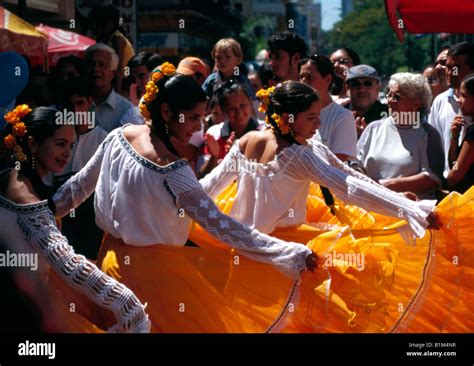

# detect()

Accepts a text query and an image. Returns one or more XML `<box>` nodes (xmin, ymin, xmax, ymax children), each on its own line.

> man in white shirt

<box><xmin>428</xmin><ymin>42</ymin><xmax>474</xmax><ymax>177</ymax></box>
<box><xmin>84</xmin><ymin>43</ymin><xmax>133</xmax><ymax>132</ymax></box>
<box><xmin>300</xmin><ymin>54</ymin><xmax>357</xmax><ymax>161</ymax></box>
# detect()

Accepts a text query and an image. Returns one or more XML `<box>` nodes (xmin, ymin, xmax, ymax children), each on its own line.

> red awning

<box><xmin>29</xmin><ymin>24</ymin><xmax>95</xmax><ymax>66</ymax></box>
<box><xmin>0</xmin><ymin>6</ymin><xmax>48</xmax><ymax>57</ymax></box>
<box><xmin>385</xmin><ymin>0</ymin><xmax>474</xmax><ymax>41</ymax></box>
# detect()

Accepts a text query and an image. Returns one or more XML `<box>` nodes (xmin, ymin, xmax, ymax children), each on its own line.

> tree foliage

<box><xmin>326</xmin><ymin>0</ymin><xmax>432</xmax><ymax>79</ymax></box>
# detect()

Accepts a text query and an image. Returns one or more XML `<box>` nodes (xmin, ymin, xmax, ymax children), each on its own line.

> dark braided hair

<box><xmin>265</xmin><ymin>81</ymin><xmax>319</xmax><ymax>145</ymax></box>
<box><xmin>147</xmin><ymin>73</ymin><xmax>207</xmax><ymax>156</ymax></box>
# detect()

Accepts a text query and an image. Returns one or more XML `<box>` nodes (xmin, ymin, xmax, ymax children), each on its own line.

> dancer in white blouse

<box><xmin>199</xmin><ymin>81</ymin><xmax>439</xmax><ymax>238</ymax></box>
<box><xmin>0</xmin><ymin>105</ymin><xmax>150</xmax><ymax>333</ymax></box>
<box><xmin>51</xmin><ymin>63</ymin><xmax>318</xmax><ymax>332</ymax></box>
<box><xmin>191</xmin><ymin>81</ymin><xmax>474</xmax><ymax>334</ymax></box>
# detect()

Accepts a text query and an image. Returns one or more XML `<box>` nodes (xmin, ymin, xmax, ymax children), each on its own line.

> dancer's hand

<box><xmin>427</xmin><ymin>210</ymin><xmax>442</xmax><ymax>230</ymax></box>
<box><xmin>305</xmin><ymin>252</ymin><xmax>319</xmax><ymax>271</ymax></box>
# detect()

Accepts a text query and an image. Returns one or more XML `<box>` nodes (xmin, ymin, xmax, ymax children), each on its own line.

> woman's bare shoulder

<box><xmin>1</xmin><ymin>170</ymin><xmax>40</xmax><ymax>205</ymax></box>
<box><xmin>239</xmin><ymin>130</ymin><xmax>272</xmax><ymax>152</ymax></box>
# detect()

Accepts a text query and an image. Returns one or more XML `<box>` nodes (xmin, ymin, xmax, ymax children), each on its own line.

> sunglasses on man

<box><xmin>331</xmin><ymin>58</ymin><xmax>351</xmax><ymax>66</ymax></box>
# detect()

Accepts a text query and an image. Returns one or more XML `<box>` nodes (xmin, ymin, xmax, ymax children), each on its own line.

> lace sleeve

<box><xmin>164</xmin><ymin>165</ymin><xmax>312</xmax><ymax>280</ymax></box>
<box><xmin>17</xmin><ymin>205</ymin><xmax>150</xmax><ymax>333</ymax></box>
<box><xmin>53</xmin><ymin>131</ymin><xmax>116</xmax><ymax>218</ymax></box>
<box><xmin>199</xmin><ymin>142</ymin><xmax>239</xmax><ymax>198</ymax></box>
<box><xmin>291</xmin><ymin>146</ymin><xmax>436</xmax><ymax>239</ymax></box>
<box><xmin>312</xmin><ymin>141</ymin><xmax>377</xmax><ymax>185</ymax></box>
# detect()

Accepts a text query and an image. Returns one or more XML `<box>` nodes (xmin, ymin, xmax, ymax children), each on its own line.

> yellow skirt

<box><xmin>184</xmin><ymin>183</ymin><xmax>474</xmax><ymax>333</ymax></box>
<box><xmin>44</xmin><ymin>269</ymin><xmax>105</xmax><ymax>333</ymax></box>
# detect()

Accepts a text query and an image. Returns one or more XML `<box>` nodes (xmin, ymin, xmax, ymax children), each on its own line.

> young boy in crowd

<box><xmin>202</xmin><ymin>38</ymin><xmax>255</xmax><ymax>101</ymax></box>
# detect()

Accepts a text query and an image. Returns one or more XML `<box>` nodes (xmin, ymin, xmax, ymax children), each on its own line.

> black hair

<box><xmin>266</xmin><ymin>81</ymin><xmax>319</xmax><ymax>145</ymax></box>
<box><xmin>55</xmin><ymin>56</ymin><xmax>84</xmax><ymax>78</ymax></box>
<box><xmin>128</xmin><ymin>52</ymin><xmax>152</xmax><ymax>69</ymax></box>
<box><xmin>330</xmin><ymin>76</ymin><xmax>344</xmax><ymax>95</ymax></box>
<box><xmin>88</xmin><ymin>4</ymin><xmax>130</xmax><ymax>39</ymax></box>
<box><xmin>208</xmin><ymin>95</ymin><xmax>220</xmax><ymax>110</ymax></box>
<box><xmin>267</xmin><ymin>32</ymin><xmax>308</xmax><ymax>59</ymax></box>
<box><xmin>126</xmin><ymin>52</ymin><xmax>160</xmax><ymax>70</ymax></box>
<box><xmin>215</xmin><ymin>81</ymin><xmax>252</xmax><ymax>110</ymax></box>
<box><xmin>332</xmin><ymin>47</ymin><xmax>361</xmax><ymax>66</ymax></box>
<box><xmin>463</xmin><ymin>74</ymin><xmax>474</xmax><ymax>95</ymax></box>
<box><xmin>448</xmin><ymin>42</ymin><xmax>474</xmax><ymax>70</ymax></box>
<box><xmin>62</xmin><ymin>78</ymin><xmax>93</xmax><ymax>101</ymax></box>
<box><xmin>257</xmin><ymin>63</ymin><xmax>274</xmax><ymax>88</ymax></box>
<box><xmin>147</xmin><ymin>74</ymin><xmax>207</xmax><ymax>156</ymax></box>
<box><xmin>1</xmin><ymin>107</ymin><xmax>65</xmax><ymax>204</ymax></box>
<box><xmin>147</xmin><ymin>54</ymin><xmax>163</xmax><ymax>71</ymax></box>
<box><xmin>88</xmin><ymin>4</ymin><xmax>120</xmax><ymax>28</ymax></box>
<box><xmin>300</xmin><ymin>54</ymin><xmax>335</xmax><ymax>91</ymax></box>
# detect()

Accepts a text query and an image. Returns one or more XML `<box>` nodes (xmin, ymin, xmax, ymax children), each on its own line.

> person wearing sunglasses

<box><xmin>356</xmin><ymin>72</ymin><xmax>444</xmax><ymax>199</ymax></box>
<box><xmin>300</xmin><ymin>54</ymin><xmax>357</xmax><ymax>161</ymax></box>
<box><xmin>329</xmin><ymin>47</ymin><xmax>360</xmax><ymax>106</ymax></box>
<box><xmin>423</xmin><ymin>64</ymin><xmax>448</xmax><ymax>100</ymax></box>
<box><xmin>346</xmin><ymin>64</ymin><xmax>389</xmax><ymax>137</ymax></box>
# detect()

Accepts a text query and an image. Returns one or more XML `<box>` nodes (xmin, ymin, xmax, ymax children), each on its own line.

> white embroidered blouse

<box><xmin>0</xmin><ymin>189</ymin><xmax>150</xmax><ymax>333</ymax></box>
<box><xmin>199</xmin><ymin>139</ymin><xmax>436</xmax><ymax>238</ymax></box>
<box><xmin>52</xmin><ymin>126</ymin><xmax>312</xmax><ymax>280</ymax></box>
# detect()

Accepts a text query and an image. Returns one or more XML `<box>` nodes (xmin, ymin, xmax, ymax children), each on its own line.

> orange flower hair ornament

<box><xmin>2</xmin><ymin>104</ymin><xmax>31</xmax><ymax>162</ymax></box>
<box><xmin>139</xmin><ymin>62</ymin><xmax>176</xmax><ymax>123</ymax></box>
<box><xmin>256</xmin><ymin>86</ymin><xmax>292</xmax><ymax>136</ymax></box>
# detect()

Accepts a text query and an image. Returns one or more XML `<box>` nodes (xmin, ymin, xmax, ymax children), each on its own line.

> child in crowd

<box><xmin>199</xmin><ymin>81</ymin><xmax>263</xmax><ymax>177</ymax></box>
<box><xmin>202</xmin><ymin>38</ymin><xmax>255</xmax><ymax>101</ymax></box>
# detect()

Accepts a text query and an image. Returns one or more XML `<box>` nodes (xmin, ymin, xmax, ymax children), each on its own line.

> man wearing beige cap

<box><xmin>176</xmin><ymin>57</ymin><xmax>211</xmax><ymax>85</ymax></box>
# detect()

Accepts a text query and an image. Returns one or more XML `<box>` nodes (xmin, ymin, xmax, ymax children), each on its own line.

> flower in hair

<box><xmin>139</xmin><ymin>103</ymin><xmax>151</xmax><ymax>121</ymax></box>
<box><xmin>271</xmin><ymin>112</ymin><xmax>290</xmax><ymax>135</ymax></box>
<box><xmin>140</xmin><ymin>62</ymin><xmax>177</xmax><ymax>122</ymax></box>
<box><xmin>2</xmin><ymin>104</ymin><xmax>31</xmax><ymax>162</ymax></box>
<box><xmin>14</xmin><ymin>104</ymin><xmax>32</xmax><ymax>118</ymax></box>
<box><xmin>160</xmin><ymin>62</ymin><xmax>176</xmax><ymax>76</ymax></box>
<box><xmin>3</xmin><ymin>134</ymin><xmax>16</xmax><ymax>150</ymax></box>
<box><xmin>12</xmin><ymin>122</ymin><xmax>27</xmax><ymax>137</ymax></box>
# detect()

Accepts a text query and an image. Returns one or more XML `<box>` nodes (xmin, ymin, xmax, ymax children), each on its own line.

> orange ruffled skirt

<box><xmin>91</xmin><ymin>183</ymin><xmax>474</xmax><ymax>333</ymax></box>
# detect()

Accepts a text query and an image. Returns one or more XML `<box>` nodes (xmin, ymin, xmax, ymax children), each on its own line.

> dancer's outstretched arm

<box><xmin>290</xmin><ymin>145</ymin><xmax>437</xmax><ymax>238</ymax></box>
<box><xmin>53</xmin><ymin>130</ymin><xmax>118</xmax><ymax>217</ymax></box>
<box><xmin>17</xmin><ymin>202</ymin><xmax>150</xmax><ymax>333</ymax></box>
<box><xmin>312</xmin><ymin>140</ymin><xmax>378</xmax><ymax>185</ymax></box>
<box><xmin>165</xmin><ymin>164</ymin><xmax>315</xmax><ymax>280</ymax></box>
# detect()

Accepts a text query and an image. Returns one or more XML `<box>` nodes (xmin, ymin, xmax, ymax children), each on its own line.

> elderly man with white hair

<box><xmin>356</xmin><ymin>72</ymin><xmax>444</xmax><ymax>199</ymax></box>
<box><xmin>84</xmin><ymin>43</ymin><xmax>133</xmax><ymax>132</ymax></box>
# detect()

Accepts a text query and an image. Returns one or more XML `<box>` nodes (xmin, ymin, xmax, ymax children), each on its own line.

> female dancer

<box><xmin>190</xmin><ymin>81</ymin><xmax>473</xmax><ymax>333</ymax></box>
<box><xmin>0</xmin><ymin>105</ymin><xmax>150</xmax><ymax>332</ymax></box>
<box><xmin>51</xmin><ymin>63</ymin><xmax>317</xmax><ymax>332</ymax></box>
<box><xmin>197</xmin><ymin>81</ymin><xmax>439</xmax><ymax>240</ymax></box>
